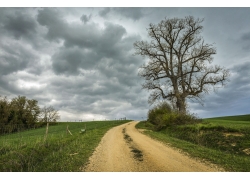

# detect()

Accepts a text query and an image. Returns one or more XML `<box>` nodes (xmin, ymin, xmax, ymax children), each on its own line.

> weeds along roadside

<box><xmin>135</xmin><ymin>116</ymin><xmax>250</xmax><ymax>172</ymax></box>
<box><xmin>0</xmin><ymin>120</ymin><xmax>131</xmax><ymax>172</ymax></box>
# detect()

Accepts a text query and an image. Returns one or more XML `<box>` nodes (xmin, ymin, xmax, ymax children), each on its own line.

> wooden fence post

<box><xmin>44</xmin><ymin>122</ymin><xmax>49</xmax><ymax>141</ymax></box>
<box><xmin>66</xmin><ymin>125</ymin><xmax>73</xmax><ymax>135</ymax></box>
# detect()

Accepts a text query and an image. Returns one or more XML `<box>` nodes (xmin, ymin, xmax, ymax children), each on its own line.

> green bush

<box><xmin>147</xmin><ymin>101</ymin><xmax>200</xmax><ymax>130</ymax></box>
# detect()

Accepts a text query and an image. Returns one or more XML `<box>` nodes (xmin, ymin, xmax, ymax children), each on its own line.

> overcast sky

<box><xmin>0</xmin><ymin>6</ymin><xmax>249</xmax><ymax>121</ymax></box>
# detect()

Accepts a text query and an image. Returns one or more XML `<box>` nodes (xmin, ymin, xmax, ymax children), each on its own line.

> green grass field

<box><xmin>0</xmin><ymin>120</ymin><xmax>131</xmax><ymax>172</ymax></box>
<box><xmin>136</xmin><ymin>114</ymin><xmax>250</xmax><ymax>172</ymax></box>
<box><xmin>204</xmin><ymin>114</ymin><xmax>250</xmax><ymax>129</ymax></box>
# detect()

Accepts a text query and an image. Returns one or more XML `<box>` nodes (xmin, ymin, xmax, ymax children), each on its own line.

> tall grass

<box><xmin>0</xmin><ymin>120</ymin><xmax>131</xmax><ymax>172</ymax></box>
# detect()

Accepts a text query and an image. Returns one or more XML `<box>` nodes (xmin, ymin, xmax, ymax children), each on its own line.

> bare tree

<box><xmin>40</xmin><ymin>106</ymin><xmax>60</xmax><ymax>123</ymax></box>
<box><xmin>134</xmin><ymin>16</ymin><xmax>230</xmax><ymax>114</ymax></box>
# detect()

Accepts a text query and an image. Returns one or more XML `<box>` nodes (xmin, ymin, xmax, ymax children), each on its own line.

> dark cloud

<box><xmin>52</xmin><ymin>47</ymin><xmax>96</xmax><ymax>75</ymax></box>
<box><xmin>80</xmin><ymin>14</ymin><xmax>92</xmax><ymax>24</ymax></box>
<box><xmin>98</xmin><ymin>7</ymin><xmax>144</xmax><ymax>21</ymax></box>
<box><xmin>241</xmin><ymin>32</ymin><xmax>250</xmax><ymax>41</ymax></box>
<box><xmin>38</xmin><ymin>8</ymin><xmax>139</xmax><ymax>77</ymax></box>
<box><xmin>0</xmin><ymin>8</ymin><xmax>55</xmax><ymax>52</ymax></box>
<box><xmin>0</xmin><ymin>41</ymin><xmax>38</xmax><ymax>75</ymax></box>
<box><xmin>113</xmin><ymin>8</ymin><xmax>144</xmax><ymax>21</ymax></box>
<box><xmin>37</xmin><ymin>8</ymin><xmax>128</xmax><ymax>49</ymax></box>
<box><xmin>98</xmin><ymin>7</ymin><xmax>111</xmax><ymax>17</ymax></box>
<box><xmin>37</xmin><ymin>8</ymin><xmax>67</xmax><ymax>42</ymax></box>
<box><xmin>3</xmin><ymin>11</ymin><xmax>37</xmax><ymax>39</ymax></box>
<box><xmin>240</xmin><ymin>32</ymin><xmax>250</xmax><ymax>51</ymax></box>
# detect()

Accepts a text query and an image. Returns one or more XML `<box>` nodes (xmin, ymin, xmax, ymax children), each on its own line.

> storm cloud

<box><xmin>0</xmin><ymin>7</ymin><xmax>249</xmax><ymax>121</ymax></box>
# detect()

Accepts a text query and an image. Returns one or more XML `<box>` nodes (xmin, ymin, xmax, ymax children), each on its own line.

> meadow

<box><xmin>136</xmin><ymin>114</ymin><xmax>250</xmax><ymax>172</ymax></box>
<box><xmin>2</xmin><ymin>115</ymin><xmax>250</xmax><ymax>172</ymax></box>
<box><xmin>205</xmin><ymin>114</ymin><xmax>250</xmax><ymax>129</ymax></box>
<box><xmin>0</xmin><ymin>120</ymin><xmax>131</xmax><ymax>172</ymax></box>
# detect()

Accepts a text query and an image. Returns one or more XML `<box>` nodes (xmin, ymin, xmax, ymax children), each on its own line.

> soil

<box><xmin>81</xmin><ymin>121</ymin><xmax>224</xmax><ymax>172</ymax></box>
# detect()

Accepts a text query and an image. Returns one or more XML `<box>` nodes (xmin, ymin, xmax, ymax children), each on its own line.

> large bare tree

<box><xmin>134</xmin><ymin>16</ymin><xmax>230</xmax><ymax>114</ymax></box>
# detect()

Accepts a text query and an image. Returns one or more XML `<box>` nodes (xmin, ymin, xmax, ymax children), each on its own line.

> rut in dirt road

<box><xmin>82</xmin><ymin>121</ymin><xmax>223</xmax><ymax>172</ymax></box>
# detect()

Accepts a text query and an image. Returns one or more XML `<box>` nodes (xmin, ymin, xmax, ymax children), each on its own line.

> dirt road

<box><xmin>82</xmin><ymin>121</ymin><xmax>223</xmax><ymax>172</ymax></box>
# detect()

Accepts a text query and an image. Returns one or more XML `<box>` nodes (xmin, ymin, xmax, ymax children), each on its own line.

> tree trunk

<box><xmin>172</xmin><ymin>80</ymin><xmax>186</xmax><ymax>114</ymax></box>
<box><xmin>176</xmin><ymin>97</ymin><xmax>186</xmax><ymax>114</ymax></box>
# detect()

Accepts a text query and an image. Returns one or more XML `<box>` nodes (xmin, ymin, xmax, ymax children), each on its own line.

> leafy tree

<box><xmin>134</xmin><ymin>16</ymin><xmax>230</xmax><ymax>114</ymax></box>
<box><xmin>10</xmin><ymin>96</ymin><xmax>40</xmax><ymax>127</ymax></box>
<box><xmin>0</xmin><ymin>96</ymin><xmax>11</xmax><ymax>133</ymax></box>
<box><xmin>0</xmin><ymin>96</ymin><xmax>10</xmax><ymax>125</ymax></box>
<box><xmin>26</xmin><ymin>99</ymin><xmax>40</xmax><ymax>126</ymax></box>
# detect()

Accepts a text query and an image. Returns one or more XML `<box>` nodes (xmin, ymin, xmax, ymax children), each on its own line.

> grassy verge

<box><xmin>0</xmin><ymin>120</ymin><xmax>131</xmax><ymax>172</ymax></box>
<box><xmin>136</xmin><ymin>115</ymin><xmax>250</xmax><ymax>172</ymax></box>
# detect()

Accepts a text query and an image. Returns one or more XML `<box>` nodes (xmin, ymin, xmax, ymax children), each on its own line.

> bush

<box><xmin>148</xmin><ymin>101</ymin><xmax>172</xmax><ymax>125</ymax></box>
<box><xmin>147</xmin><ymin>101</ymin><xmax>200</xmax><ymax>130</ymax></box>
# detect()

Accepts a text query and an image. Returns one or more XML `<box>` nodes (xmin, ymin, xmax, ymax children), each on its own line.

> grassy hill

<box><xmin>136</xmin><ymin>114</ymin><xmax>250</xmax><ymax>172</ymax></box>
<box><xmin>204</xmin><ymin>114</ymin><xmax>250</xmax><ymax>129</ymax></box>
<box><xmin>0</xmin><ymin>120</ymin><xmax>131</xmax><ymax>172</ymax></box>
<box><xmin>206</xmin><ymin>114</ymin><xmax>250</xmax><ymax>121</ymax></box>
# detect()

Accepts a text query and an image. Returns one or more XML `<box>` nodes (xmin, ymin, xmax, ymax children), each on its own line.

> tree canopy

<box><xmin>134</xmin><ymin>16</ymin><xmax>230</xmax><ymax>113</ymax></box>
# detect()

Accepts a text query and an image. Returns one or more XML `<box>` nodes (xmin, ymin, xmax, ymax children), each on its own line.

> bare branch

<box><xmin>134</xmin><ymin>16</ymin><xmax>230</xmax><ymax>113</ymax></box>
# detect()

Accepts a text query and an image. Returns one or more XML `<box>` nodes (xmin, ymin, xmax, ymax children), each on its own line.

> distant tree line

<box><xmin>0</xmin><ymin>95</ymin><xmax>60</xmax><ymax>135</ymax></box>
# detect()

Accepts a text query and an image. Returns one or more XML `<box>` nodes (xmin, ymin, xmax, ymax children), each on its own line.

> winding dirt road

<box><xmin>82</xmin><ymin>121</ymin><xmax>223</xmax><ymax>172</ymax></box>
